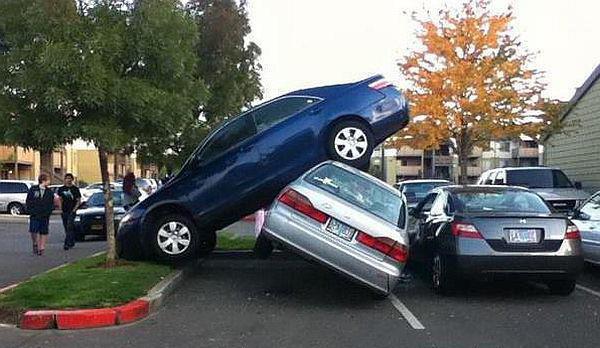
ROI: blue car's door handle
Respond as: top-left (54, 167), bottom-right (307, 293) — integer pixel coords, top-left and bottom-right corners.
top-left (309, 107), bottom-right (322, 115)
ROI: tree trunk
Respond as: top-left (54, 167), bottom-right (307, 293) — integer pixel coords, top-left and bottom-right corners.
top-left (99, 147), bottom-right (117, 267)
top-left (113, 152), bottom-right (119, 181)
top-left (40, 150), bottom-right (53, 183)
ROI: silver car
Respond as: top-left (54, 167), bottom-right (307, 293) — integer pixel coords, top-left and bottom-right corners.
top-left (259, 161), bottom-right (409, 296)
top-left (571, 191), bottom-right (600, 265)
top-left (0, 180), bottom-right (35, 215)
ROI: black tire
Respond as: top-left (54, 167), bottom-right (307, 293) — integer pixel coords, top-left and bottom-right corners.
top-left (327, 120), bottom-right (374, 168)
top-left (197, 230), bottom-right (217, 257)
top-left (547, 279), bottom-right (576, 296)
top-left (253, 234), bottom-right (274, 259)
top-left (147, 214), bottom-right (200, 262)
top-left (8, 202), bottom-right (24, 216)
top-left (432, 253), bottom-right (457, 295)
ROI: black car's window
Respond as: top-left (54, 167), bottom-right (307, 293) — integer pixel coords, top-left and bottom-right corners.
top-left (198, 115), bottom-right (257, 163)
top-left (402, 182), bottom-right (449, 204)
top-left (0, 182), bottom-right (28, 194)
top-left (581, 194), bottom-right (600, 220)
top-left (251, 97), bottom-right (320, 132)
top-left (87, 191), bottom-right (125, 207)
top-left (453, 191), bottom-right (551, 214)
top-left (416, 192), bottom-right (437, 213)
top-left (506, 169), bottom-right (573, 189)
top-left (305, 164), bottom-right (403, 226)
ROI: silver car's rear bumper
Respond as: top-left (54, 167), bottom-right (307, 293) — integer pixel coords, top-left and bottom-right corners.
top-left (262, 206), bottom-right (403, 294)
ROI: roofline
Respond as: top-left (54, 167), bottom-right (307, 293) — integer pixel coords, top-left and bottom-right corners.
top-left (543, 63), bottom-right (600, 142)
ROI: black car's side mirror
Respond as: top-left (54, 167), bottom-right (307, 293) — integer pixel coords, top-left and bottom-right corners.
top-left (574, 181), bottom-right (583, 190)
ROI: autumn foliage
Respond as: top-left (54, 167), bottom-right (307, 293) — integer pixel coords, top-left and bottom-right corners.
top-left (395, 0), bottom-right (545, 183)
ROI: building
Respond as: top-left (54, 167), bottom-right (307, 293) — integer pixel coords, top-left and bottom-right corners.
top-left (544, 64), bottom-right (600, 193)
top-left (0, 143), bottom-right (153, 185)
top-left (374, 138), bottom-right (542, 185)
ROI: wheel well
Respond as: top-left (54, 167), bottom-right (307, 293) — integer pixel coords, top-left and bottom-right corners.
top-left (328, 115), bottom-right (372, 139)
top-left (144, 203), bottom-right (196, 230)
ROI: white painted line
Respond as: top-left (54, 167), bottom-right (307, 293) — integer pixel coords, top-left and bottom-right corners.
top-left (389, 294), bottom-right (425, 330)
top-left (576, 284), bottom-right (600, 298)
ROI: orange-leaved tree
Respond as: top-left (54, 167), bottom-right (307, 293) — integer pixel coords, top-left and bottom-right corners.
top-left (395, 0), bottom-right (545, 183)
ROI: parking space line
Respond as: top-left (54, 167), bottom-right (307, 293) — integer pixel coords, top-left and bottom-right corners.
top-left (576, 284), bottom-right (600, 298)
top-left (389, 294), bottom-right (425, 330)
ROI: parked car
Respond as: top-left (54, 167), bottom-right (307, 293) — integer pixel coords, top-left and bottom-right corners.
top-left (409, 185), bottom-right (583, 295)
top-left (80, 182), bottom-right (122, 200)
top-left (118, 75), bottom-right (409, 261)
top-left (136, 178), bottom-right (155, 195)
top-left (74, 190), bottom-right (126, 241)
top-left (571, 191), bottom-right (600, 265)
top-left (0, 180), bottom-right (35, 215)
top-left (395, 179), bottom-right (452, 208)
top-left (477, 167), bottom-right (589, 214)
top-left (258, 161), bottom-right (408, 296)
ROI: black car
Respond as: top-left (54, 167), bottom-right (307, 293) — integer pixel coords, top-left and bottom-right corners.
top-left (409, 185), bottom-right (583, 295)
top-left (74, 190), bottom-right (126, 241)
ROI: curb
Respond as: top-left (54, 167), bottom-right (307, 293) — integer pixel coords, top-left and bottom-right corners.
top-left (18, 258), bottom-right (200, 330)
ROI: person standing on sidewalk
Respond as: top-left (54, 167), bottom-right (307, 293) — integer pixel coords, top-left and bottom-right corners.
top-left (57, 173), bottom-right (81, 250)
top-left (25, 174), bottom-right (54, 256)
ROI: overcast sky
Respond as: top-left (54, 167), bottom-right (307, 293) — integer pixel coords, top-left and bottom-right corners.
top-left (246, 0), bottom-right (600, 102)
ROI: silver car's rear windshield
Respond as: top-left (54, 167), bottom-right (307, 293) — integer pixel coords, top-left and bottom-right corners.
top-left (453, 191), bottom-right (551, 214)
top-left (305, 164), bottom-right (403, 225)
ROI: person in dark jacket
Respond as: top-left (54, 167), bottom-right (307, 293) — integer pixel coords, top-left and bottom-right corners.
top-left (26, 174), bottom-right (54, 256)
top-left (57, 173), bottom-right (81, 250)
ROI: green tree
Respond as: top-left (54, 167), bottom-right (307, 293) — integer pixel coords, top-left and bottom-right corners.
top-left (0, 0), bottom-right (80, 179)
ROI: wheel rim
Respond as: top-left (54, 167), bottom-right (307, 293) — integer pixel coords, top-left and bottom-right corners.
top-left (432, 255), bottom-right (441, 288)
top-left (156, 221), bottom-right (191, 255)
top-left (10, 205), bottom-right (20, 216)
top-left (334, 127), bottom-right (368, 160)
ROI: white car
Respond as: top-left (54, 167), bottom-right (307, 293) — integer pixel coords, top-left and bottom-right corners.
top-left (0, 180), bottom-right (36, 215)
top-left (80, 182), bottom-right (122, 201)
top-left (571, 191), bottom-right (600, 265)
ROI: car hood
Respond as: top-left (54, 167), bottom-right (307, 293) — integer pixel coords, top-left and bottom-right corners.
top-left (533, 188), bottom-right (590, 201)
top-left (77, 206), bottom-right (126, 216)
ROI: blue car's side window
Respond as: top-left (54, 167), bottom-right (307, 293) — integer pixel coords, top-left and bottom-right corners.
top-left (252, 97), bottom-right (320, 132)
top-left (198, 115), bottom-right (257, 163)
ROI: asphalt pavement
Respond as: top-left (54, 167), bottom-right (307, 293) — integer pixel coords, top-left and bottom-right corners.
top-left (0, 214), bottom-right (106, 289)
top-left (3, 251), bottom-right (600, 348)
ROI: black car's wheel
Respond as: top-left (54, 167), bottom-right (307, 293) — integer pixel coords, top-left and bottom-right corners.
top-left (8, 202), bottom-right (24, 216)
top-left (253, 234), bottom-right (274, 259)
top-left (197, 230), bottom-right (217, 257)
top-left (432, 253), bottom-right (456, 295)
top-left (327, 120), bottom-right (374, 168)
top-left (147, 214), bottom-right (200, 262)
top-left (547, 279), bottom-right (576, 296)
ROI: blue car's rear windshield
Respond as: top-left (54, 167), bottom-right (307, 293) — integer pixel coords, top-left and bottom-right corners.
top-left (453, 191), bottom-right (551, 214)
top-left (305, 164), bottom-right (403, 226)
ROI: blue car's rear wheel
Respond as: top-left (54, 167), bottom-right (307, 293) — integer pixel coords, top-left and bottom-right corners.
top-left (328, 120), bottom-right (373, 168)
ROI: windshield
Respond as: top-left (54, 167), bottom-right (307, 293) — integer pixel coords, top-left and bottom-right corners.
top-left (402, 182), bottom-right (450, 204)
top-left (305, 164), bottom-right (403, 226)
top-left (506, 169), bottom-right (573, 189)
top-left (453, 191), bottom-right (551, 214)
top-left (87, 191), bottom-right (125, 207)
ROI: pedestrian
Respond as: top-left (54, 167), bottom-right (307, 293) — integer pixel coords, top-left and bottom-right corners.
top-left (25, 174), bottom-right (54, 256)
top-left (57, 173), bottom-right (81, 250)
top-left (123, 172), bottom-right (141, 210)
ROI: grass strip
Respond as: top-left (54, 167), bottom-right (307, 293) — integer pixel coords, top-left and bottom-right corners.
top-left (0, 253), bottom-right (171, 311)
top-left (216, 232), bottom-right (256, 251)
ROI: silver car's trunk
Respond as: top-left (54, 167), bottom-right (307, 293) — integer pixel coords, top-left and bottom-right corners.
top-left (468, 214), bottom-right (567, 253)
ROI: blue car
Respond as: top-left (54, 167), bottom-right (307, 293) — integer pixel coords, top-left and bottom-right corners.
top-left (118, 75), bottom-right (409, 261)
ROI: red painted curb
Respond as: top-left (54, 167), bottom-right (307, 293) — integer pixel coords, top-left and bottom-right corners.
top-left (114, 300), bottom-right (149, 325)
top-left (20, 311), bottom-right (55, 330)
top-left (55, 308), bottom-right (117, 330)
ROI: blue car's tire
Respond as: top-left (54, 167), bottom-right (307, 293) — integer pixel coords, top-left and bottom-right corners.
top-left (148, 214), bottom-right (200, 262)
top-left (328, 120), bottom-right (374, 168)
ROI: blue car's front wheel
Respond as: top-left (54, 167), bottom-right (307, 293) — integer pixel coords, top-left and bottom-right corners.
top-left (148, 214), bottom-right (200, 262)
top-left (328, 120), bottom-right (374, 169)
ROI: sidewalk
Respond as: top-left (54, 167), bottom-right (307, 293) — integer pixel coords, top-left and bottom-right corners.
top-left (0, 215), bottom-right (105, 289)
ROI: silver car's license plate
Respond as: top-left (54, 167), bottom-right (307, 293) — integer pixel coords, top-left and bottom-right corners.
top-left (326, 218), bottom-right (356, 241)
top-left (505, 229), bottom-right (540, 243)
